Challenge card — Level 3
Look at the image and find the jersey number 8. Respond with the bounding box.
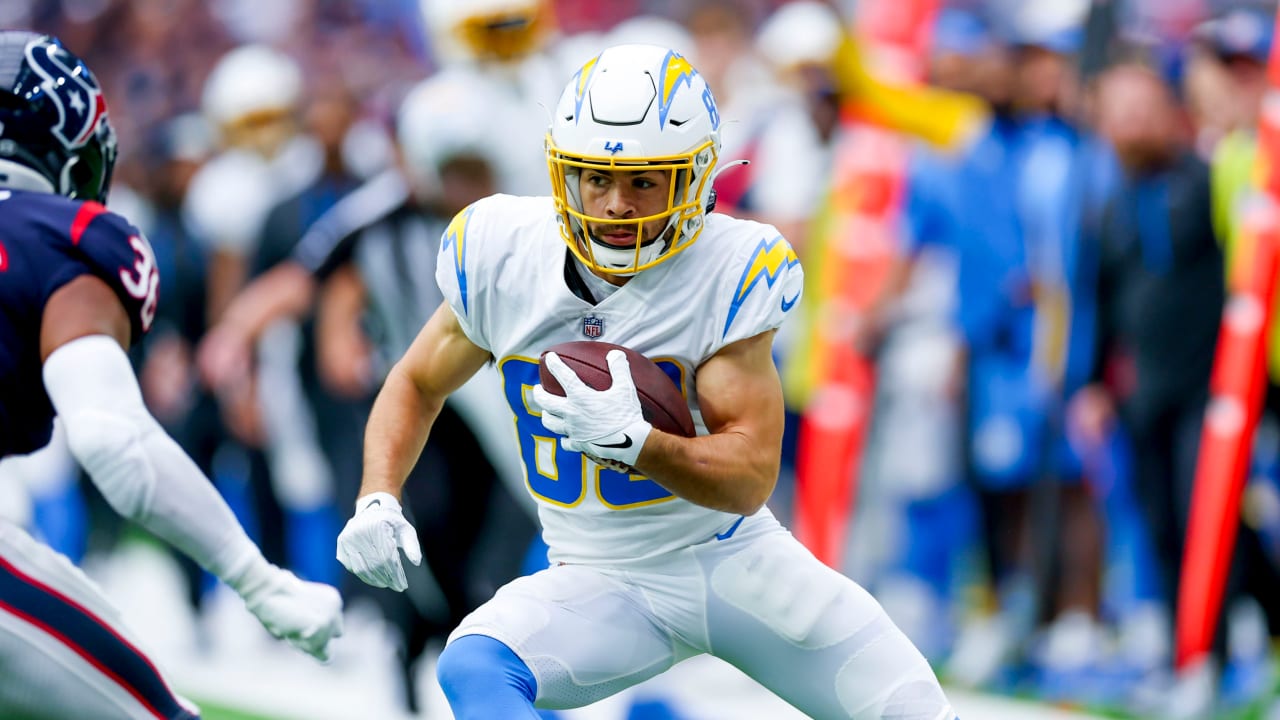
[501,357,683,510]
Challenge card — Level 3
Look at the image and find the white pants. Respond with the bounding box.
[0,521,199,719]
[449,512,954,719]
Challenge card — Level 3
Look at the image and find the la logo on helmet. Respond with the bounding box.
[25,37,107,150]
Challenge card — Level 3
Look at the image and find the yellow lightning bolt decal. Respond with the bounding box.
[571,55,599,123]
[441,204,475,314]
[658,51,696,128]
[724,236,799,338]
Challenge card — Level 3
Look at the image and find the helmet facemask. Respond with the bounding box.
[547,44,723,276]
[549,137,716,276]
[454,6,550,62]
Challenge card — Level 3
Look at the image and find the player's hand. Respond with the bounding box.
[240,567,344,662]
[196,322,253,392]
[532,350,652,468]
[336,492,422,592]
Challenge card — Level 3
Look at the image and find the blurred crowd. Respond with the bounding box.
[3,0,1280,717]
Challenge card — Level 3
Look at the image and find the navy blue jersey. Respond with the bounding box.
[0,189,158,458]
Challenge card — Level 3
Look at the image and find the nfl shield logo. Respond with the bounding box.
[582,315,605,338]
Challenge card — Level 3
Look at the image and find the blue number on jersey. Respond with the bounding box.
[499,357,686,509]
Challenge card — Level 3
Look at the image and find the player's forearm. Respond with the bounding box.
[223,262,317,343]
[359,363,443,499]
[635,429,778,515]
[43,335,269,583]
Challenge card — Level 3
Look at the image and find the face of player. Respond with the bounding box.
[578,167,673,250]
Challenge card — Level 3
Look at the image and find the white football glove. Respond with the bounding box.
[336,492,423,592]
[531,350,653,468]
[232,565,344,662]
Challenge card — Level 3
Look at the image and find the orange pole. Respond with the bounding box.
[1175,5,1280,668]
[1176,202,1280,668]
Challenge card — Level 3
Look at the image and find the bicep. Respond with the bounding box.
[41,275,131,362]
[695,331,784,444]
[395,302,491,400]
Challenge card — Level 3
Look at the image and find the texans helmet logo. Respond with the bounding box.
[25,37,107,150]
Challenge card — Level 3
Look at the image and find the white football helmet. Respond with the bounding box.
[201,44,301,129]
[547,44,722,276]
[396,68,516,195]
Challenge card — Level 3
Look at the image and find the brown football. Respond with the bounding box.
[538,341,696,438]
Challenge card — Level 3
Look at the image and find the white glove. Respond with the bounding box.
[531,350,652,468]
[336,492,423,592]
[231,565,344,662]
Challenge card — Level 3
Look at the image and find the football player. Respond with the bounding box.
[0,32,342,719]
[337,44,954,719]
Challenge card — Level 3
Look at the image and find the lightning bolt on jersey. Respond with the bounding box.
[436,195,803,564]
[0,189,158,458]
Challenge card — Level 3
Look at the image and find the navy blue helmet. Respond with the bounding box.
[0,31,116,202]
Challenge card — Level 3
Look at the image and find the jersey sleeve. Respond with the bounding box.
[435,197,492,352]
[62,202,160,345]
[715,226,804,350]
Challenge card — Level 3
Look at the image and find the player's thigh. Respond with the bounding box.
[701,529,952,720]
[0,521,198,719]
[447,563,677,710]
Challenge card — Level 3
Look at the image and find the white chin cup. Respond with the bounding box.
[587,235,664,273]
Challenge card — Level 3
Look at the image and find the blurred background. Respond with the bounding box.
[4,0,1280,718]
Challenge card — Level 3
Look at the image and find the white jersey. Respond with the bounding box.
[435,194,803,564]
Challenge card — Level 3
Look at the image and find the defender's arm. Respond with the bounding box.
[41,276,343,661]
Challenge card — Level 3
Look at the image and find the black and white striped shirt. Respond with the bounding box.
[291,169,447,366]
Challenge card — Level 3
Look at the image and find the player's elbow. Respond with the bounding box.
[729,463,778,516]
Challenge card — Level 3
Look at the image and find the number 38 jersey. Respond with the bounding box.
[0,190,159,458]
[436,194,803,564]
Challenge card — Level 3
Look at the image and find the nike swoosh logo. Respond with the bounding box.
[780,293,799,312]
[597,435,633,449]
[366,499,381,509]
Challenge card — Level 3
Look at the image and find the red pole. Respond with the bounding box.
[1174,6,1280,665]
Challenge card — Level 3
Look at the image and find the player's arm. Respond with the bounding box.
[196,261,317,390]
[359,302,491,497]
[636,331,783,515]
[314,264,374,397]
[40,276,343,661]
[337,302,490,591]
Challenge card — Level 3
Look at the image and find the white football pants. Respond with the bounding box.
[449,511,955,719]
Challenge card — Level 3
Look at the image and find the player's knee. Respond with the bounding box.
[437,634,536,708]
[877,678,954,720]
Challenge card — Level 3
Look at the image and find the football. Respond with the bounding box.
[539,341,696,438]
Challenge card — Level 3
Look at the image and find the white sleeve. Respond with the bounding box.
[715,229,805,349]
[42,335,271,589]
[434,199,490,351]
